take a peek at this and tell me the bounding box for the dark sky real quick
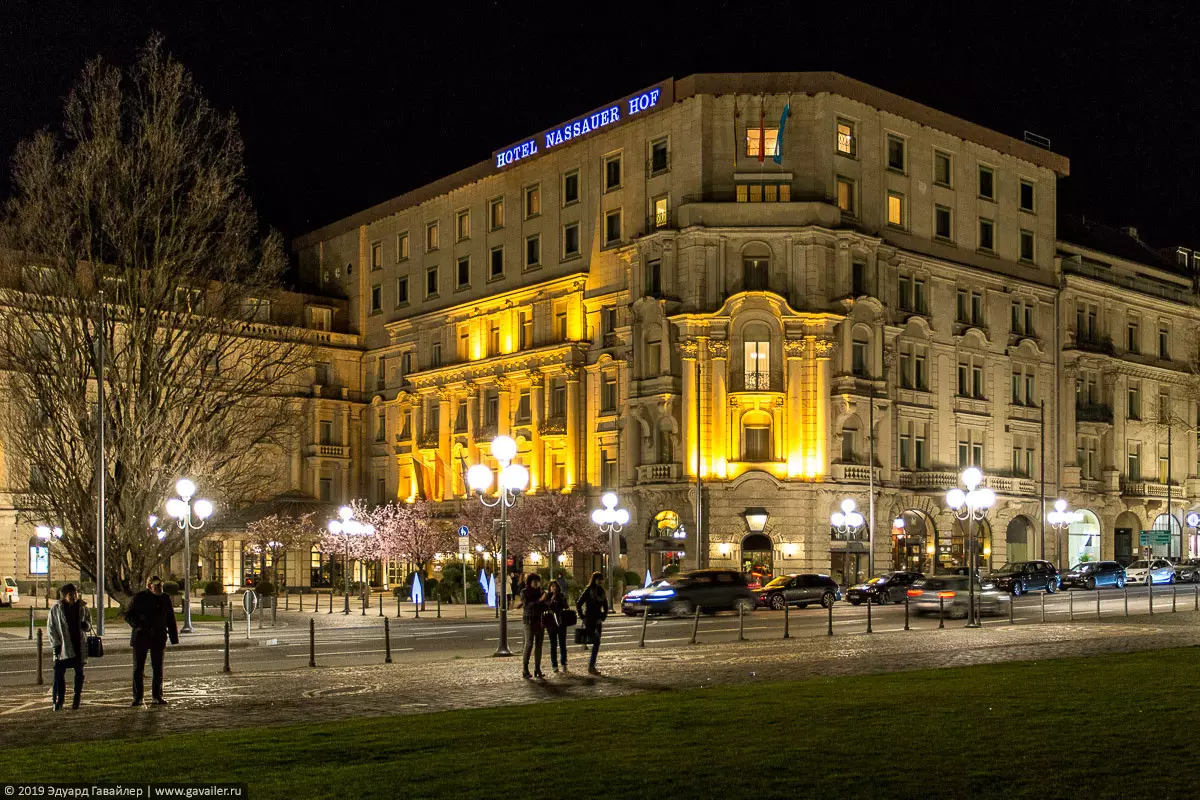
[2,2,1198,251]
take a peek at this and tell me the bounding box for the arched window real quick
[744,257,769,291]
[1069,510,1102,563]
[28,536,47,576]
[742,410,773,461]
[743,322,771,390]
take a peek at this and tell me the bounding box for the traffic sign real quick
[242,590,259,616]
[458,525,469,537]
[458,525,471,555]
[1139,530,1172,546]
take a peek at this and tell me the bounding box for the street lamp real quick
[1047,499,1083,566]
[35,525,62,608]
[165,478,213,634]
[592,492,629,601]
[327,506,375,614]
[467,435,528,657]
[831,499,866,584]
[946,467,995,629]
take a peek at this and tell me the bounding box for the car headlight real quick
[647,589,675,599]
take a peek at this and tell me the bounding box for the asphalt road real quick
[1,583,1196,687]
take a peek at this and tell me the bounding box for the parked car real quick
[1060,561,1126,590]
[1,576,17,607]
[621,581,667,615]
[1171,559,1200,583]
[845,571,924,605]
[989,561,1061,596]
[1125,559,1176,585]
[755,574,842,610]
[907,576,1011,618]
[640,569,757,617]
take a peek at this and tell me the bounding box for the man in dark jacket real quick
[126,575,179,706]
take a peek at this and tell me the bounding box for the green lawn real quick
[1,648,1194,798]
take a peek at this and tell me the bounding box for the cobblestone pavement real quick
[1,613,1197,746]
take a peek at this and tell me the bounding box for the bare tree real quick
[0,36,311,603]
[243,512,318,590]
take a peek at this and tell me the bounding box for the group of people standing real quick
[517,571,610,679]
[45,575,179,711]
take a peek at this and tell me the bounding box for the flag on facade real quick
[644,570,653,588]
[772,102,791,165]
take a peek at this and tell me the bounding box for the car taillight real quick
[937,590,956,599]
[906,589,923,597]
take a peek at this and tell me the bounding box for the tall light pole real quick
[165,478,214,634]
[592,492,630,601]
[327,506,374,614]
[831,498,866,583]
[946,467,994,629]
[466,435,528,658]
[35,526,62,608]
[1047,499,1082,567]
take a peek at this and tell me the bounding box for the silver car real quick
[908,576,1012,619]
[1125,559,1175,585]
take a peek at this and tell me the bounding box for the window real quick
[396,276,409,306]
[836,119,856,157]
[376,357,387,390]
[745,127,779,159]
[650,138,668,174]
[744,336,770,390]
[851,338,869,377]
[886,135,906,171]
[957,358,985,398]
[315,362,330,386]
[978,165,994,200]
[376,408,387,442]
[744,258,768,291]
[1076,302,1099,341]
[1076,370,1099,406]
[971,291,984,326]
[957,429,984,468]
[430,341,442,369]
[1159,324,1170,359]
[562,170,579,205]
[1127,382,1142,420]
[601,450,618,489]
[319,419,333,445]
[519,311,532,349]
[935,205,952,240]
[604,209,622,246]
[601,374,618,412]
[1011,300,1035,335]
[836,176,855,215]
[1159,388,1171,424]
[396,232,409,261]
[652,196,668,228]
[1012,366,1036,406]
[426,222,440,252]
[604,154,622,191]
[898,276,912,311]
[563,222,580,258]
[1159,444,1171,483]
[1127,317,1140,353]
[489,198,504,230]
[647,260,663,296]
[400,351,411,381]
[602,307,617,337]
[914,279,926,313]
[458,328,470,361]
[555,308,568,341]
[489,247,504,280]
[934,151,952,186]
[1019,229,1035,262]
[842,427,858,463]
[646,335,661,376]
[516,390,531,423]
[737,183,791,203]
[1127,442,1141,480]
[485,391,499,425]
[524,184,541,218]
[371,242,382,270]
[456,256,470,289]
[887,192,906,228]
[1078,436,1100,479]
[426,266,439,298]
[551,381,567,416]
[455,210,470,241]
[1011,435,1036,478]
[525,235,541,269]
[370,285,382,313]
[428,404,440,436]
[899,343,928,390]
[309,307,331,332]
[743,413,772,461]
[489,322,500,356]
[1019,180,1035,212]
[978,218,995,251]
[319,478,333,502]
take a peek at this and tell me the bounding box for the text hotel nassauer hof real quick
[492,81,674,170]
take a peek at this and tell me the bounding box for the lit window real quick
[887,192,905,228]
[653,196,668,228]
[456,210,470,241]
[397,232,409,261]
[836,120,856,156]
[489,198,504,230]
[744,337,770,390]
[746,127,780,158]
[426,222,439,252]
[524,184,541,218]
[837,177,855,215]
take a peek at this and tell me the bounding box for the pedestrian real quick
[545,580,569,673]
[554,570,568,597]
[509,572,521,603]
[46,583,90,711]
[517,573,546,679]
[126,575,179,707]
[575,571,610,676]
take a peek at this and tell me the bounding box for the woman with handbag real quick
[544,580,571,673]
[46,583,91,710]
[575,572,609,676]
[518,574,547,680]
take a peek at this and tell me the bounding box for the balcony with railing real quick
[307,444,350,459]
[1064,258,1196,305]
[1076,403,1114,424]
[1074,333,1115,355]
[729,371,784,394]
[831,463,879,483]
[636,463,683,483]
[1120,480,1186,500]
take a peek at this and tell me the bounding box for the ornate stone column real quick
[465,383,479,463]
[531,371,545,491]
[709,340,729,477]
[497,377,511,439]
[814,338,834,477]
[785,338,806,477]
[681,339,698,476]
[566,368,581,489]
[437,389,451,500]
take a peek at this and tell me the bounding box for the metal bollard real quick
[28,606,33,640]
[396,594,402,618]
[437,596,441,619]
[285,594,289,612]
[384,617,393,664]
[1009,595,1015,625]
[827,599,834,636]
[738,604,745,641]
[298,594,303,613]
[36,629,43,686]
[414,599,420,619]
[938,596,945,629]
[783,600,790,639]
[1040,592,1045,623]
[221,600,225,618]
[866,598,873,634]
[638,605,650,648]
[223,621,231,673]
[1069,590,1074,621]
[1124,585,1129,616]
[1149,579,1154,615]
[904,593,911,631]
[689,605,700,645]
[308,618,316,667]
[378,594,383,617]
[361,593,366,616]
[1173,585,1178,612]
[328,592,333,614]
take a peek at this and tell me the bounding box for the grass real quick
[1,648,1196,798]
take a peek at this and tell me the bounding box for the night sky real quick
[2,2,1197,251]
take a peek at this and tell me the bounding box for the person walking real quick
[575,571,609,676]
[509,572,521,604]
[46,583,90,711]
[545,580,569,673]
[517,574,546,680]
[126,575,179,707]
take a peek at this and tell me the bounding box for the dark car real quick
[641,569,757,617]
[989,560,1060,596]
[1060,561,1126,590]
[845,571,924,605]
[755,574,842,610]
[1172,559,1200,583]
[908,576,1011,618]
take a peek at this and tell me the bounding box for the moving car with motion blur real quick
[1125,558,1176,585]
[845,571,924,605]
[907,576,1011,618]
[621,581,667,615]
[638,569,757,617]
[1170,559,1200,583]
[989,560,1061,596]
[1059,561,1126,590]
[755,574,842,610]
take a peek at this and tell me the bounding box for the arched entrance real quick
[741,533,773,585]
[1006,516,1034,564]
[892,510,936,573]
[646,510,687,577]
[1151,512,1181,559]
[1113,511,1140,565]
[1067,510,1102,565]
[950,518,992,572]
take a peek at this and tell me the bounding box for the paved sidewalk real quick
[2,613,1198,746]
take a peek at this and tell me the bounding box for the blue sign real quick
[494,86,665,169]
[458,525,469,538]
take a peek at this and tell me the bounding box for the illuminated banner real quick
[493,81,671,170]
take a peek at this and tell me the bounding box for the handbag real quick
[574,627,592,645]
[86,635,104,658]
[562,609,578,627]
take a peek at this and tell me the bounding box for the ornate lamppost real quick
[327,506,374,614]
[165,479,213,634]
[592,492,629,601]
[947,467,994,629]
